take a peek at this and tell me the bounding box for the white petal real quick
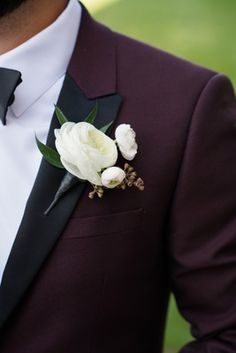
[60,158,85,181]
[119,142,138,161]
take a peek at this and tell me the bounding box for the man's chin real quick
[0,0,27,18]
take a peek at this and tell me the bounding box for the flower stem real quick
[44,172,80,215]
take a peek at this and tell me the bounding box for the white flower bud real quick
[101,167,126,189]
[115,124,138,161]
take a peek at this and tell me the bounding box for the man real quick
[0,0,235,352]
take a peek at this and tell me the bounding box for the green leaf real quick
[55,106,68,126]
[35,136,64,169]
[85,101,98,125]
[100,120,114,134]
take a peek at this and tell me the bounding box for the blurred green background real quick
[82,1,236,352]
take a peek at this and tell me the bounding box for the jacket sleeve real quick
[168,73,236,352]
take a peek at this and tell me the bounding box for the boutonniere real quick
[36,103,144,215]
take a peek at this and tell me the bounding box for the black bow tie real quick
[0,68,22,125]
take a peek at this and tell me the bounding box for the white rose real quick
[55,122,118,186]
[115,124,138,161]
[101,167,126,188]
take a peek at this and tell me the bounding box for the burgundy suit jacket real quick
[1,4,236,353]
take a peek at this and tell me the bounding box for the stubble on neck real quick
[0,0,69,54]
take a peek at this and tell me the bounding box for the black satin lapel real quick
[0,74,123,329]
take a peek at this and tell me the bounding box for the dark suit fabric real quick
[0,5,236,353]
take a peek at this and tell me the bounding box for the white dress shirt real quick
[0,0,82,284]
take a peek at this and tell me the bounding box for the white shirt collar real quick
[0,0,81,118]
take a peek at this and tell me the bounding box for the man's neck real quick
[0,0,69,54]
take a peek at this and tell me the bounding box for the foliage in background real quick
[82,1,236,351]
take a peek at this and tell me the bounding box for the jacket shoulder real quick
[112,30,217,92]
